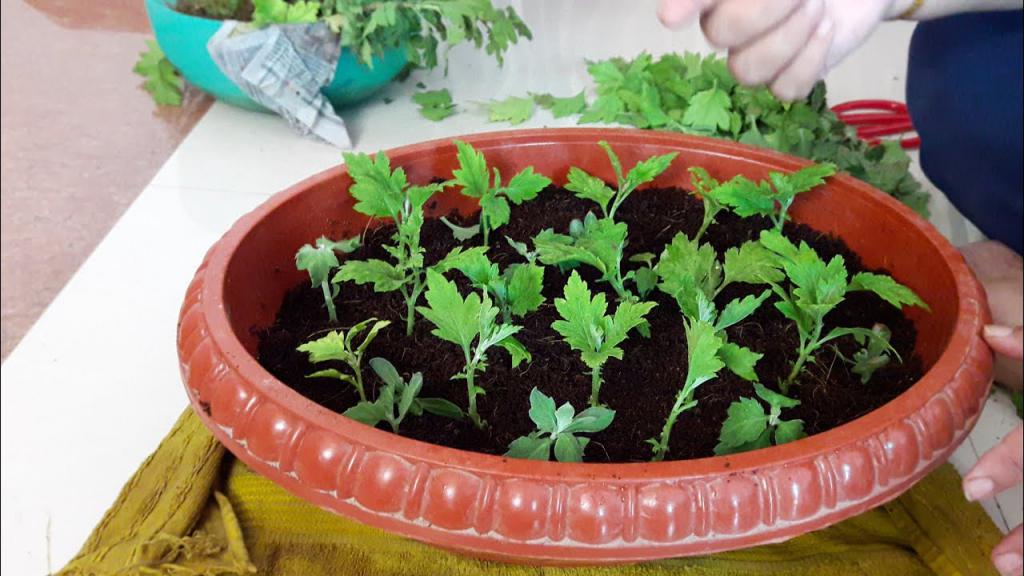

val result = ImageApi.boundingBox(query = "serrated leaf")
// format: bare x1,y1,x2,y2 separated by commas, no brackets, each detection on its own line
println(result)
718,397,768,449
682,87,731,132
450,140,489,198
296,238,342,287
499,336,532,368
723,242,785,287
440,216,481,241
565,168,615,213
633,267,658,298
505,434,552,460
714,175,775,218
297,331,352,364
534,91,586,117
625,152,678,189
848,272,929,310
753,382,801,410
553,434,586,463
505,167,551,203
487,96,535,125
479,193,511,229
774,419,806,445
682,319,725,394
416,269,482,353
413,89,456,121
655,232,720,317
716,290,770,331
505,263,545,317
334,259,405,292
343,401,387,428
719,342,762,382
342,152,406,219
133,40,183,107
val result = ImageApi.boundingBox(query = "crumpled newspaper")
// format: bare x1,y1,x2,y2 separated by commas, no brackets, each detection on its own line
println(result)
208,21,352,148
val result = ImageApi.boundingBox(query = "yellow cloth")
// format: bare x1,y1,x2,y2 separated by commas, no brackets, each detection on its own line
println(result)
59,410,1003,576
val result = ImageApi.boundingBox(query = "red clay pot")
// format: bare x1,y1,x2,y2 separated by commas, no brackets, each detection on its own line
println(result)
178,128,993,565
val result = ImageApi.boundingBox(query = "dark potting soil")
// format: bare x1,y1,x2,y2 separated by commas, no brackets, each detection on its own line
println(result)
256,186,923,462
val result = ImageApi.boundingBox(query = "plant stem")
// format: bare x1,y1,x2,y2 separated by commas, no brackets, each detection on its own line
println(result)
652,391,689,462
321,281,337,322
403,280,425,337
466,362,485,429
590,365,603,407
783,322,823,393
694,216,712,243
352,361,367,403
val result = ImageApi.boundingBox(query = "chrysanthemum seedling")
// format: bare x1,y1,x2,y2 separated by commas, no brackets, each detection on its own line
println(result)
416,270,530,429
333,151,485,335
551,271,656,407
565,141,677,221
297,318,390,402
446,140,551,246
343,357,464,433
714,382,805,455
450,250,545,323
505,388,614,462
295,235,361,322
533,212,635,300
836,323,898,384
712,163,837,231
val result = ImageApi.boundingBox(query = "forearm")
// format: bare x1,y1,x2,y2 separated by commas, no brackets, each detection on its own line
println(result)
886,0,1024,20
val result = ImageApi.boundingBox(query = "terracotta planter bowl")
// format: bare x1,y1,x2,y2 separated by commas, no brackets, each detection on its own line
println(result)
178,128,992,565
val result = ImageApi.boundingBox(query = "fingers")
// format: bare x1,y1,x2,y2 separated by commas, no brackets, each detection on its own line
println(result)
770,15,835,100
984,325,1024,360
658,0,716,30
993,524,1023,576
700,0,802,47
725,0,826,86
964,424,1023,502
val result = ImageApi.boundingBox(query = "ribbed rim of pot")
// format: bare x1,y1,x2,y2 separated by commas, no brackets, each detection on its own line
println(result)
196,127,985,482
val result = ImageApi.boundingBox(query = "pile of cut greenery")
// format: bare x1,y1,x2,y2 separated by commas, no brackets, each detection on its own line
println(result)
420,52,929,216
256,140,931,463
135,0,530,106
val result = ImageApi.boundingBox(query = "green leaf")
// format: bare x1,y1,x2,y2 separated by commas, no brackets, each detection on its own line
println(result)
633,267,659,298
295,237,344,287
505,434,552,460
848,272,929,311
369,357,403,388
769,163,837,204
553,434,586,463
342,152,407,219
499,336,532,368
753,382,801,410
718,397,768,448
252,0,320,26
416,270,483,354
564,406,615,434
714,175,775,219
534,91,586,117
682,319,725,394
305,368,351,382
774,419,806,445
417,398,466,420
344,401,387,428
449,140,489,199
716,290,771,331
565,168,615,213
505,167,551,204
723,242,785,287
479,194,512,230
334,259,406,292
298,331,352,364
487,96,535,125
451,249,499,288
505,263,545,317
440,216,481,241
625,152,678,189
413,89,456,121
133,40,183,107
655,232,720,317
682,87,731,132
534,216,627,282
527,388,558,433
718,342,762,382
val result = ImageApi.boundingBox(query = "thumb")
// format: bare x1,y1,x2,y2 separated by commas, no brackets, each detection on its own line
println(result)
983,325,1024,360
658,0,712,29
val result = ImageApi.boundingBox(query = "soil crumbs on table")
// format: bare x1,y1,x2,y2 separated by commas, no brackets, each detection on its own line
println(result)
256,186,923,462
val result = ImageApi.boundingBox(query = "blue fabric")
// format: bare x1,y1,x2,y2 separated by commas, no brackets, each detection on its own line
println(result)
907,11,1023,253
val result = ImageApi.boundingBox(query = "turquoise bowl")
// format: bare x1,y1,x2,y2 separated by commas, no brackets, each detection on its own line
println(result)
145,0,408,111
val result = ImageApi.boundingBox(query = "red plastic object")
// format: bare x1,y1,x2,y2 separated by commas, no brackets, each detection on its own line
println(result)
178,128,991,565
832,99,921,150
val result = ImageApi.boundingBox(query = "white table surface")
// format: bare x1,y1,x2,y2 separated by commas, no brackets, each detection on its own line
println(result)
2,2,1020,573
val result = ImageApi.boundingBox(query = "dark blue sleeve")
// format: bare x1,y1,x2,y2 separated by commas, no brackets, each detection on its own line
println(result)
907,11,1023,253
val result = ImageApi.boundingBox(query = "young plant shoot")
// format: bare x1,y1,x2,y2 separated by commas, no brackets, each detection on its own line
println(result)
837,323,898,384
334,151,484,335
628,252,659,298
759,229,927,392
416,270,530,429
447,140,551,245
714,382,805,455
505,388,614,462
450,250,545,322
295,235,360,322
687,167,728,242
533,212,634,300
714,163,837,231
343,357,464,433
565,141,678,221
297,318,391,402
551,271,656,407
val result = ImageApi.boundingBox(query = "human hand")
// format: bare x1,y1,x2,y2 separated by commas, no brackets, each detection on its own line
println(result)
656,0,899,100
964,419,1023,576
962,241,1024,389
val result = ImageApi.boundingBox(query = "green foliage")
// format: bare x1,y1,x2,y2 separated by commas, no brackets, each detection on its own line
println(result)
252,0,321,25
343,357,464,432
450,250,545,322
133,40,184,107
334,151,483,335
533,212,634,300
447,141,551,245
712,163,837,231
413,88,456,121
416,270,528,428
297,318,391,402
533,91,587,118
628,252,659,298
505,388,615,462
551,271,656,407
564,141,677,221
714,383,806,455
295,235,360,322
837,323,898,384
485,96,536,125
758,229,924,391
